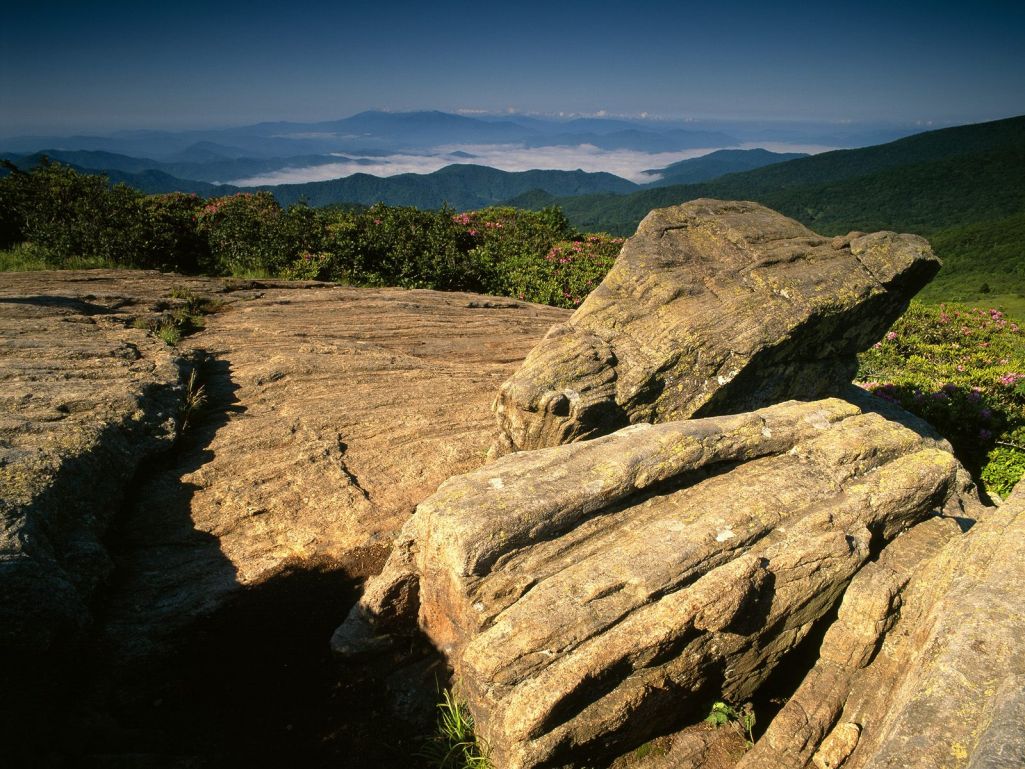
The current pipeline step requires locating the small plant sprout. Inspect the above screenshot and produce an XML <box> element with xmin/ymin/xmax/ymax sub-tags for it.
<box><xmin>705</xmin><ymin>700</ymin><xmax>756</xmax><ymax>748</ymax></box>
<box><xmin>179</xmin><ymin>369</ymin><xmax>207</xmax><ymax>431</ymax></box>
<box><xmin>418</xmin><ymin>688</ymin><xmax>491</xmax><ymax>769</ymax></box>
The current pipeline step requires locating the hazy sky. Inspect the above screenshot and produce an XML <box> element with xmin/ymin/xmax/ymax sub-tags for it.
<box><xmin>3</xmin><ymin>0</ymin><xmax>1024</xmax><ymax>135</ymax></box>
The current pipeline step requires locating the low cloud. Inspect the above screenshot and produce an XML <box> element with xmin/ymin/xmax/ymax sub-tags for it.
<box><xmin>229</xmin><ymin>142</ymin><xmax>833</xmax><ymax>187</ymax></box>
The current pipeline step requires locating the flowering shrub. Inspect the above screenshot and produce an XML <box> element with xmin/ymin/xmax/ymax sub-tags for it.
<box><xmin>857</xmin><ymin>302</ymin><xmax>1025</xmax><ymax>496</ymax></box>
<box><xmin>2</xmin><ymin>162</ymin><xmax>623</xmax><ymax>306</ymax></box>
<box><xmin>456</xmin><ymin>206</ymin><xmax>622</xmax><ymax>308</ymax></box>
<box><xmin>308</xmin><ymin>204</ymin><xmax>479</xmax><ymax>288</ymax></box>
<box><xmin>194</xmin><ymin>192</ymin><xmax>285</xmax><ymax>276</ymax></box>
<box><xmin>482</xmin><ymin>233</ymin><xmax>622</xmax><ymax>308</ymax></box>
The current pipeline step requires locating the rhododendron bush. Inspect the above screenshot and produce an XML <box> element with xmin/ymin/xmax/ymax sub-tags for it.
<box><xmin>857</xmin><ymin>302</ymin><xmax>1025</xmax><ymax>496</ymax></box>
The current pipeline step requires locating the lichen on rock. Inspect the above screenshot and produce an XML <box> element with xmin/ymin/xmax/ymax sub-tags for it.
<box><xmin>492</xmin><ymin>199</ymin><xmax>940</xmax><ymax>455</ymax></box>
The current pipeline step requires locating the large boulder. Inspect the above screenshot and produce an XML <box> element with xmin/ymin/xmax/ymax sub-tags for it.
<box><xmin>333</xmin><ymin>396</ymin><xmax>973</xmax><ymax>769</ymax></box>
<box><xmin>492</xmin><ymin>199</ymin><xmax>940</xmax><ymax>455</ymax></box>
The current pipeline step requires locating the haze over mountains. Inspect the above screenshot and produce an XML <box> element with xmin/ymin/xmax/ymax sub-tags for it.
<box><xmin>1</xmin><ymin>109</ymin><xmax>916</xmax><ymax>189</ymax></box>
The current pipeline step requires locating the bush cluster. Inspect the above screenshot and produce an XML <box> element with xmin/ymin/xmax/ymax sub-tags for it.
<box><xmin>857</xmin><ymin>302</ymin><xmax>1025</xmax><ymax>496</ymax></box>
<box><xmin>0</xmin><ymin>161</ymin><xmax>621</xmax><ymax>308</ymax></box>
<box><xmin>279</xmin><ymin>204</ymin><xmax>623</xmax><ymax>307</ymax></box>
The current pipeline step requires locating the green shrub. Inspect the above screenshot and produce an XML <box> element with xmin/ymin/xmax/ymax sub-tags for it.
<box><xmin>321</xmin><ymin>204</ymin><xmax>481</xmax><ymax>289</ymax></box>
<box><xmin>195</xmin><ymin>191</ymin><xmax>288</xmax><ymax>276</ymax></box>
<box><xmin>139</xmin><ymin>192</ymin><xmax>209</xmax><ymax>272</ymax></box>
<box><xmin>452</xmin><ymin>206</ymin><xmax>621</xmax><ymax>307</ymax></box>
<box><xmin>1</xmin><ymin>161</ymin><xmax>624</xmax><ymax>307</ymax></box>
<box><xmin>0</xmin><ymin>159</ymin><xmax>148</xmax><ymax>266</ymax></box>
<box><xmin>857</xmin><ymin>302</ymin><xmax>1025</xmax><ymax>496</ymax></box>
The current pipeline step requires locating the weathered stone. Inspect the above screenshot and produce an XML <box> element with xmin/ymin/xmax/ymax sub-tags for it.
<box><xmin>0</xmin><ymin>278</ymin><xmax>186</xmax><ymax>744</ymax></box>
<box><xmin>334</xmin><ymin>396</ymin><xmax>970</xmax><ymax>769</ymax></box>
<box><xmin>739</xmin><ymin>480</ymin><xmax>1024</xmax><ymax>769</ymax></box>
<box><xmin>492</xmin><ymin>199</ymin><xmax>940</xmax><ymax>454</ymax></box>
<box><xmin>0</xmin><ymin>270</ymin><xmax>566</xmax><ymax>757</ymax></box>
<box><xmin>608</xmin><ymin>725</ymin><xmax>748</xmax><ymax>769</ymax></box>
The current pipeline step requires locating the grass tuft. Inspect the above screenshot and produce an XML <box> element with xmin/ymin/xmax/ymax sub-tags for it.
<box><xmin>418</xmin><ymin>689</ymin><xmax>491</xmax><ymax>769</ymax></box>
<box><xmin>178</xmin><ymin>368</ymin><xmax>207</xmax><ymax>432</ymax></box>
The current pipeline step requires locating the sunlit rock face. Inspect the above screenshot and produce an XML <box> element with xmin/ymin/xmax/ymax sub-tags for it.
<box><xmin>492</xmin><ymin>198</ymin><xmax>940</xmax><ymax>456</ymax></box>
<box><xmin>334</xmin><ymin>396</ymin><xmax>974</xmax><ymax>769</ymax></box>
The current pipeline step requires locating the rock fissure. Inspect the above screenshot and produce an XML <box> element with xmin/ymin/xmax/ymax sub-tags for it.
<box><xmin>1</xmin><ymin>270</ymin><xmax>565</xmax><ymax>766</ymax></box>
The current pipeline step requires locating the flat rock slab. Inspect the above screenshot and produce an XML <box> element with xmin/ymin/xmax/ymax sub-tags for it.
<box><xmin>335</xmin><ymin>397</ymin><xmax>971</xmax><ymax>769</ymax></box>
<box><xmin>493</xmin><ymin>199</ymin><xmax>940</xmax><ymax>454</ymax></box>
<box><xmin>0</xmin><ymin>274</ymin><xmax>187</xmax><ymax>742</ymax></box>
<box><xmin>104</xmin><ymin>280</ymin><xmax>566</xmax><ymax>661</ymax></box>
<box><xmin>0</xmin><ymin>270</ymin><xmax>565</xmax><ymax>752</ymax></box>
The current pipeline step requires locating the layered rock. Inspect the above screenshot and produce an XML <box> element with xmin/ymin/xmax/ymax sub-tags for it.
<box><xmin>0</xmin><ymin>270</ymin><xmax>566</xmax><ymax>757</ymax></box>
<box><xmin>334</xmin><ymin>396</ymin><xmax>972</xmax><ymax>769</ymax></box>
<box><xmin>0</xmin><ymin>279</ymin><xmax>186</xmax><ymax>741</ymax></box>
<box><xmin>737</xmin><ymin>480</ymin><xmax>1023</xmax><ymax>769</ymax></box>
<box><xmin>492</xmin><ymin>199</ymin><xmax>940</xmax><ymax>454</ymax></box>
<box><xmin>102</xmin><ymin>281</ymin><xmax>565</xmax><ymax>665</ymax></box>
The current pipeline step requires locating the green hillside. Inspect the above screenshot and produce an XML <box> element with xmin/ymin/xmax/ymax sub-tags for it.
<box><xmin>550</xmin><ymin>116</ymin><xmax>1025</xmax><ymax>235</ymax></box>
<box><xmin>263</xmin><ymin>164</ymin><xmax>638</xmax><ymax>209</ymax></box>
<box><xmin>642</xmin><ymin>148</ymin><xmax>807</xmax><ymax>187</ymax></box>
<box><xmin>537</xmin><ymin>115</ymin><xmax>1025</xmax><ymax>306</ymax></box>
<box><xmin>919</xmin><ymin>211</ymin><xmax>1025</xmax><ymax>316</ymax></box>
<box><xmin>0</xmin><ymin>153</ymin><xmax>236</xmax><ymax>196</ymax></box>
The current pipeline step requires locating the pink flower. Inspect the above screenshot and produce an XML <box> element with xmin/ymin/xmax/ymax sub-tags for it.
<box><xmin>885</xmin><ymin>331</ymin><xmax>898</xmax><ymax>341</ymax></box>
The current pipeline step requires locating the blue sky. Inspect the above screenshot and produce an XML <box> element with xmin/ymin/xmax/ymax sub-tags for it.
<box><xmin>2</xmin><ymin>0</ymin><xmax>1024</xmax><ymax>135</ymax></box>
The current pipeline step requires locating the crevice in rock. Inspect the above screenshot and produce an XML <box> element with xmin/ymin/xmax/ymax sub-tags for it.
<box><xmin>42</xmin><ymin>351</ymin><xmax>441</xmax><ymax>769</ymax></box>
<box><xmin>748</xmin><ymin>589</ymin><xmax>844</xmax><ymax>739</ymax></box>
<box><xmin>337</xmin><ymin>438</ymin><xmax>370</xmax><ymax>500</ymax></box>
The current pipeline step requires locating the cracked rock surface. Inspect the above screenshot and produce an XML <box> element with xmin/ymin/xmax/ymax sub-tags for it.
<box><xmin>738</xmin><ymin>480</ymin><xmax>1023</xmax><ymax>769</ymax></box>
<box><xmin>335</xmin><ymin>396</ymin><xmax>975</xmax><ymax>769</ymax></box>
<box><xmin>0</xmin><ymin>270</ymin><xmax>565</xmax><ymax>754</ymax></box>
<box><xmin>492</xmin><ymin>199</ymin><xmax>940</xmax><ymax>455</ymax></box>
<box><xmin>0</xmin><ymin>276</ymin><xmax>186</xmax><ymax>741</ymax></box>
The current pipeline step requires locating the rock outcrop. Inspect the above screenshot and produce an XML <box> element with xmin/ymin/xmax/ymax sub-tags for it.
<box><xmin>0</xmin><ymin>270</ymin><xmax>566</xmax><ymax>757</ymax></box>
<box><xmin>3</xmin><ymin>193</ymin><xmax>1015</xmax><ymax>769</ymax></box>
<box><xmin>492</xmin><ymin>199</ymin><xmax>940</xmax><ymax>455</ymax></box>
<box><xmin>737</xmin><ymin>479</ymin><xmax>1024</xmax><ymax>769</ymax></box>
<box><xmin>334</xmin><ymin>396</ymin><xmax>975</xmax><ymax>769</ymax></box>
<box><xmin>0</xmin><ymin>279</ymin><xmax>186</xmax><ymax>740</ymax></box>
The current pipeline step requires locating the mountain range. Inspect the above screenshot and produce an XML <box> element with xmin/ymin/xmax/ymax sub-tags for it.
<box><xmin>0</xmin><ymin>110</ymin><xmax>918</xmax><ymax>161</ymax></box>
<box><xmin>0</xmin><ymin>147</ymin><xmax>807</xmax><ymax>210</ymax></box>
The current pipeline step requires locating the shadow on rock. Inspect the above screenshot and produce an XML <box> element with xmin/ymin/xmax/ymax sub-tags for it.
<box><xmin>50</xmin><ymin>356</ymin><xmax>443</xmax><ymax>768</ymax></box>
